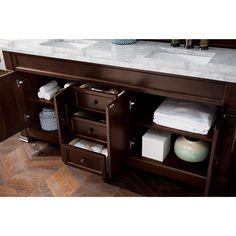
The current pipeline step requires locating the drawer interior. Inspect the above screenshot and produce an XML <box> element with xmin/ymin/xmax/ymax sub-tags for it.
<box><xmin>62</xmin><ymin>137</ymin><xmax>108</xmax><ymax>176</ymax></box>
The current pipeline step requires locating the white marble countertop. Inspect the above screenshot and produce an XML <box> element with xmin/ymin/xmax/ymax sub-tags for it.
<box><xmin>1</xmin><ymin>39</ymin><xmax>236</xmax><ymax>83</ymax></box>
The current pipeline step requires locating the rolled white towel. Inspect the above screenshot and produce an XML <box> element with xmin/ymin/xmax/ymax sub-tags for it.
<box><xmin>44</xmin><ymin>86</ymin><xmax>61</xmax><ymax>100</ymax></box>
<box><xmin>37</xmin><ymin>91</ymin><xmax>45</xmax><ymax>99</ymax></box>
<box><xmin>39</xmin><ymin>80</ymin><xmax>58</xmax><ymax>93</ymax></box>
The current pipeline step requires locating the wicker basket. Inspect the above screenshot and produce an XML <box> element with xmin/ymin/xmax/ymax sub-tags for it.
<box><xmin>39</xmin><ymin>107</ymin><xmax>57</xmax><ymax>131</ymax></box>
<box><xmin>112</xmin><ymin>39</ymin><xmax>137</xmax><ymax>45</ymax></box>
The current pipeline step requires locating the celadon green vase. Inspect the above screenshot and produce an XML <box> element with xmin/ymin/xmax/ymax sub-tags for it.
<box><xmin>174</xmin><ymin>136</ymin><xmax>209</xmax><ymax>162</ymax></box>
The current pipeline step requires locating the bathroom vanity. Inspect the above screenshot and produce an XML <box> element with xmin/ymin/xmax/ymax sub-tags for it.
<box><xmin>0</xmin><ymin>40</ymin><xmax>236</xmax><ymax>196</ymax></box>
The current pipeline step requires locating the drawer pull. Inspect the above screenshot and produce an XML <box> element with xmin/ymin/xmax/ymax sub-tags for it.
<box><xmin>88</xmin><ymin>128</ymin><xmax>94</xmax><ymax>134</ymax></box>
<box><xmin>80</xmin><ymin>157</ymin><xmax>87</xmax><ymax>164</ymax></box>
<box><xmin>93</xmin><ymin>99</ymin><xmax>98</xmax><ymax>105</ymax></box>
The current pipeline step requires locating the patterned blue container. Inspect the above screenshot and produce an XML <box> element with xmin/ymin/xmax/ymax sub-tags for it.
<box><xmin>39</xmin><ymin>107</ymin><xmax>57</xmax><ymax>131</ymax></box>
<box><xmin>112</xmin><ymin>39</ymin><xmax>137</xmax><ymax>45</ymax></box>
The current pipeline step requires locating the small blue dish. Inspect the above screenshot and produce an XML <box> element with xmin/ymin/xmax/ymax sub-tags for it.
<box><xmin>112</xmin><ymin>39</ymin><xmax>137</xmax><ymax>45</ymax></box>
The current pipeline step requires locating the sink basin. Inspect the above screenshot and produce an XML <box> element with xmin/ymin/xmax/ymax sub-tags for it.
<box><xmin>40</xmin><ymin>39</ymin><xmax>97</xmax><ymax>50</ymax></box>
<box><xmin>146</xmin><ymin>49</ymin><xmax>215</xmax><ymax>65</ymax></box>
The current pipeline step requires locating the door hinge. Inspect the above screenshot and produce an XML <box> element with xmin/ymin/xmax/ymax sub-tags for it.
<box><xmin>129</xmin><ymin>99</ymin><xmax>136</xmax><ymax>110</ymax></box>
<box><xmin>129</xmin><ymin>140</ymin><xmax>135</xmax><ymax>150</ymax></box>
<box><xmin>16</xmin><ymin>77</ymin><xmax>27</xmax><ymax>87</ymax></box>
<box><xmin>109</xmin><ymin>103</ymin><xmax>115</xmax><ymax>109</ymax></box>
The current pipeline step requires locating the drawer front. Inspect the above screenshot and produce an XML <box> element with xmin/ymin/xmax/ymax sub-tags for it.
<box><xmin>61</xmin><ymin>144</ymin><xmax>106</xmax><ymax>176</ymax></box>
<box><xmin>72</xmin><ymin>117</ymin><xmax>107</xmax><ymax>141</ymax></box>
<box><xmin>75</xmin><ymin>90</ymin><xmax>115</xmax><ymax>112</ymax></box>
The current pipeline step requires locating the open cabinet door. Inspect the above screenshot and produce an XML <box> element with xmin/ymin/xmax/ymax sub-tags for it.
<box><xmin>0</xmin><ymin>71</ymin><xmax>27</xmax><ymax>141</ymax></box>
<box><xmin>106</xmin><ymin>91</ymin><xmax>129</xmax><ymax>178</ymax></box>
<box><xmin>54</xmin><ymin>84</ymin><xmax>76</xmax><ymax>144</ymax></box>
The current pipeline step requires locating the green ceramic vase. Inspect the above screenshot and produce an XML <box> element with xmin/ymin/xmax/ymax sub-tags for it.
<box><xmin>174</xmin><ymin>136</ymin><xmax>209</xmax><ymax>163</ymax></box>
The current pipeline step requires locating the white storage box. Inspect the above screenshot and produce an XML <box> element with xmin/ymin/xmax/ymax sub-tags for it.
<box><xmin>142</xmin><ymin>129</ymin><xmax>171</xmax><ymax>162</ymax></box>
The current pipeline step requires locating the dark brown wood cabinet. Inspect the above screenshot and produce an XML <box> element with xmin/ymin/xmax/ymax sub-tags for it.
<box><xmin>1</xmin><ymin>51</ymin><xmax>236</xmax><ymax>196</ymax></box>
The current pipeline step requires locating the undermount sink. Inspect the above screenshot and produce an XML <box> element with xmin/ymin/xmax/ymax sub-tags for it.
<box><xmin>40</xmin><ymin>39</ymin><xmax>97</xmax><ymax>50</ymax></box>
<box><xmin>146</xmin><ymin>49</ymin><xmax>215</xmax><ymax>65</ymax></box>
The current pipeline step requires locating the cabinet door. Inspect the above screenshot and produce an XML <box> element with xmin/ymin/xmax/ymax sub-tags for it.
<box><xmin>106</xmin><ymin>91</ymin><xmax>129</xmax><ymax>177</ymax></box>
<box><xmin>0</xmin><ymin>71</ymin><xmax>27</xmax><ymax>141</ymax></box>
<box><xmin>54</xmin><ymin>84</ymin><xmax>76</xmax><ymax>145</ymax></box>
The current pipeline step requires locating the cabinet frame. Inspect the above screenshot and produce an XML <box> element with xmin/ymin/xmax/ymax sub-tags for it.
<box><xmin>2</xmin><ymin>50</ymin><xmax>236</xmax><ymax>195</ymax></box>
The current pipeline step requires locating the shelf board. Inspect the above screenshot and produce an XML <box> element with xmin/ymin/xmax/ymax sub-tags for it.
<box><xmin>126</xmin><ymin>152</ymin><xmax>208</xmax><ymax>187</ymax></box>
<box><xmin>27</xmin><ymin>97</ymin><xmax>54</xmax><ymax>106</ymax></box>
<box><xmin>135</xmin><ymin>120</ymin><xmax>214</xmax><ymax>142</ymax></box>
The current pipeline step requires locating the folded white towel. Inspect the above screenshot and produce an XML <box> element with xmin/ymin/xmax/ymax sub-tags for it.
<box><xmin>74</xmin><ymin>139</ymin><xmax>104</xmax><ymax>154</ymax></box>
<box><xmin>39</xmin><ymin>80</ymin><xmax>58</xmax><ymax>93</ymax></box>
<box><xmin>91</xmin><ymin>143</ymin><xmax>104</xmax><ymax>153</ymax></box>
<box><xmin>153</xmin><ymin>98</ymin><xmax>216</xmax><ymax>135</ymax></box>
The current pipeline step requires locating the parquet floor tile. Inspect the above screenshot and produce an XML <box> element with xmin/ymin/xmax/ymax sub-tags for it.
<box><xmin>0</xmin><ymin>134</ymin><xmax>203</xmax><ymax>197</ymax></box>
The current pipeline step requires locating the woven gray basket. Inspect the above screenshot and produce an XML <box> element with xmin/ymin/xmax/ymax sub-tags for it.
<box><xmin>112</xmin><ymin>39</ymin><xmax>137</xmax><ymax>45</ymax></box>
<box><xmin>39</xmin><ymin>107</ymin><xmax>57</xmax><ymax>131</ymax></box>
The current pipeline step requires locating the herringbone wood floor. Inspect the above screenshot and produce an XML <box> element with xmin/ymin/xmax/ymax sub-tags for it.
<box><xmin>0</xmin><ymin>134</ymin><xmax>202</xmax><ymax>196</ymax></box>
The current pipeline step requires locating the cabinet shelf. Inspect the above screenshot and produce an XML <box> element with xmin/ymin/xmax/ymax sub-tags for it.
<box><xmin>127</xmin><ymin>152</ymin><xmax>208</xmax><ymax>187</ymax></box>
<box><xmin>135</xmin><ymin>118</ymin><xmax>214</xmax><ymax>142</ymax></box>
<box><xmin>27</xmin><ymin>122</ymin><xmax>59</xmax><ymax>144</ymax></box>
<box><xmin>27</xmin><ymin>97</ymin><xmax>54</xmax><ymax>106</ymax></box>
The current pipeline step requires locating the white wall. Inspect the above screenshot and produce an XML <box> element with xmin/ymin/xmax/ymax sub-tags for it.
<box><xmin>0</xmin><ymin>40</ymin><xmax>11</xmax><ymax>70</ymax></box>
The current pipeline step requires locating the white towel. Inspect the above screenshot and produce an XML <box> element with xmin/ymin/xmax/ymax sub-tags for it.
<box><xmin>37</xmin><ymin>91</ymin><xmax>44</xmax><ymax>99</ymax></box>
<box><xmin>74</xmin><ymin>139</ymin><xmax>104</xmax><ymax>153</ymax></box>
<box><xmin>39</xmin><ymin>80</ymin><xmax>58</xmax><ymax>93</ymax></box>
<box><xmin>38</xmin><ymin>86</ymin><xmax>61</xmax><ymax>100</ymax></box>
<box><xmin>153</xmin><ymin>98</ymin><xmax>216</xmax><ymax>135</ymax></box>
<box><xmin>44</xmin><ymin>86</ymin><xmax>61</xmax><ymax>100</ymax></box>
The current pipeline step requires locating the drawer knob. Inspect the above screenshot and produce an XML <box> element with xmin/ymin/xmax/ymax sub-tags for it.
<box><xmin>80</xmin><ymin>157</ymin><xmax>87</xmax><ymax>164</ymax></box>
<box><xmin>88</xmin><ymin>128</ymin><xmax>94</xmax><ymax>134</ymax></box>
<box><xmin>93</xmin><ymin>99</ymin><xmax>98</xmax><ymax>105</ymax></box>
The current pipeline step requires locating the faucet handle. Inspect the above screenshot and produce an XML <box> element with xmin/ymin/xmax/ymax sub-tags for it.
<box><xmin>185</xmin><ymin>39</ymin><xmax>193</xmax><ymax>49</ymax></box>
<box><xmin>199</xmin><ymin>39</ymin><xmax>209</xmax><ymax>50</ymax></box>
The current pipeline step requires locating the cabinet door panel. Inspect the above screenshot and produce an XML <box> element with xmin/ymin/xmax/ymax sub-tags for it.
<box><xmin>0</xmin><ymin>71</ymin><xmax>26</xmax><ymax>141</ymax></box>
<box><xmin>54</xmin><ymin>84</ymin><xmax>76</xmax><ymax>144</ymax></box>
<box><xmin>106</xmin><ymin>91</ymin><xmax>129</xmax><ymax>177</ymax></box>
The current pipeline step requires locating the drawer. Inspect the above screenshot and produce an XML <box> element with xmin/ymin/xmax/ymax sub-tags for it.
<box><xmin>61</xmin><ymin>142</ymin><xmax>106</xmax><ymax>176</ymax></box>
<box><xmin>74</xmin><ymin>87</ymin><xmax>117</xmax><ymax>112</ymax></box>
<box><xmin>71</xmin><ymin>116</ymin><xmax>107</xmax><ymax>142</ymax></box>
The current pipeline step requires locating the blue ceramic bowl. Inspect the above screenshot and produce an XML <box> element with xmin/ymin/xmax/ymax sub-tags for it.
<box><xmin>112</xmin><ymin>39</ymin><xmax>137</xmax><ymax>45</ymax></box>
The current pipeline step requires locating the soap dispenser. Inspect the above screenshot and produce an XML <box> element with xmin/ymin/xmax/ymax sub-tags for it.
<box><xmin>199</xmin><ymin>39</ymin><xmax>209</xmax><ymax>50</ymax></box>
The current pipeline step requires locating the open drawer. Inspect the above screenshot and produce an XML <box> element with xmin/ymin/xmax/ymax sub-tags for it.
<box><xmin>73</xmin><ymin>83</ymin><xmax>122</xmax><ymax>113</ymax></box>
<box><xmin>54</xmin><ymin>82</ymin><xmax>130</xmax><ymax>178</ymax></box>
<box><xmin>61</xmin><ymin>139</ymin><xmax>107</xmax><ymax>176</ymax></box>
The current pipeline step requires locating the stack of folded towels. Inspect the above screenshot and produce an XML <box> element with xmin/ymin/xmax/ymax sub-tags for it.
<box><xmin>73</xmin><ymin>139</ymin><xmax>108</xmax><ymax>157</ymax></box>
<box><xmin>38</xmin><ymin>80</ymin><xmax>61</xmax><ymax>100</ymax></box>
<box><xmin>153</xmin><ymin>98</ymin><xmax>217</xmax><ymax>135</ymax></box>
